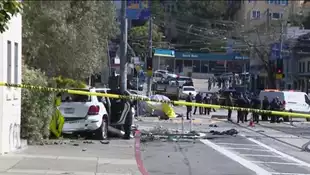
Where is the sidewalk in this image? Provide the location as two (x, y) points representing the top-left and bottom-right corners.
(0, 139), (141, 175)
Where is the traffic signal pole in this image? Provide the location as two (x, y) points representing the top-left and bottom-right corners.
(120, 0), (128, 93)
(146, 8), (153, 97)
(276, 21), (284, 90)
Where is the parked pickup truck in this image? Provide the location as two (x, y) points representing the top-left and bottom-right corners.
(153, 82), (180, 101)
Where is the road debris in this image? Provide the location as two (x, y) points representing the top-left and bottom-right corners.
(209, 129), (238, 136)
(209, 124), (218, 127)
(139, 126), (209, 143)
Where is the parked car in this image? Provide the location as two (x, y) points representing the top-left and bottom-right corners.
(60, 88), (109, 139)
(60, 88), (136, 139)
(179, 86), (197, 99)
(169, 76), (193, 87)
(153, 72), (165, 82)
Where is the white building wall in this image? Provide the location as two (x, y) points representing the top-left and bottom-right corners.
(0, 14), (22, 154)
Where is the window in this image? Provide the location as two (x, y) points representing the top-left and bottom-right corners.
(267, 0), (288, 5)
(61, 89), (91, 102)
(299, 62), (302, 73)
(14, 43), (19, 84)
(183, 87), (195, 91)
(308, 61), (310, 72)
(305, 95), (310, 105)
(252, 10), (261, 19)
(7, 41), (12, 83)
(272, 12), (281, 19)
(303, 62), (306, 73)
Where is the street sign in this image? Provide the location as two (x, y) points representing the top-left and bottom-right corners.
(132, 57), (140, 64)
(126, 0), (150, 20)
(276, 73), (283, 79)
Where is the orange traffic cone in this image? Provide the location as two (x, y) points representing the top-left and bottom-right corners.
(248, 118), (255, 127)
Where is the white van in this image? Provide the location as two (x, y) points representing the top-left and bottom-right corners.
(259, 90), (310, 121)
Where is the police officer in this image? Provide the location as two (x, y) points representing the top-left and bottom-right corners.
(208, 78), (212, 91)
(261, 96), (270, 121)
(203, 94), (211, 115)
(226, 93), (234, 121)
(193, 92), (203, 115)
(236, 94), (246, 123)
(251, 95), (261, 123)
(270, 97), (282, 123)
(243, 94), (251, 122)
(211, 93), (219, 112)
(186, 92), (193, 120)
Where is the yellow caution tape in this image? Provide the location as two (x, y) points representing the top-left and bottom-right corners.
(1, 82), (310, 118)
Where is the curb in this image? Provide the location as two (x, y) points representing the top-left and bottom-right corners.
(134, 130), (149, 175)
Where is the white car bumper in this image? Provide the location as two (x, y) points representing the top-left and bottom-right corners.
(62, 115), (102, 133)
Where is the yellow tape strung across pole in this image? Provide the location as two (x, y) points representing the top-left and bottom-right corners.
(1, 82), (310, 118)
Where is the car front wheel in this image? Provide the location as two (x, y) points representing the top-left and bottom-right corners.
(95, 115), (108, 140)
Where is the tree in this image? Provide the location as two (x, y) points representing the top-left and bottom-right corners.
(152, 1), (229, 51)
(128, 23), (165, 58)
(0, 0), (22, 33)
(303, 12), (310, 29)
(233, 22), (287, 88)
(22, 1), (118, 80)
(21, 63), (54, 143)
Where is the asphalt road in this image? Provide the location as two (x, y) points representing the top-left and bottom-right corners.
(141, 140), (255, 175)
(138, 105), (310, 175)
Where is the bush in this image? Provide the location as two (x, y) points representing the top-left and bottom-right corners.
(53, 76), (87, 89)
(21, 64), (54, 144)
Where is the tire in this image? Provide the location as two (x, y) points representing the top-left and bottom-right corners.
(95, 115), (108, 140)
(307, 118), (310, 122)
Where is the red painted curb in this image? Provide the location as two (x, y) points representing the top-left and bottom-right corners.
(134, 130), (149, 175)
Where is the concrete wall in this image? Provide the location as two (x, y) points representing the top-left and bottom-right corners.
(0, 14), (22, 154)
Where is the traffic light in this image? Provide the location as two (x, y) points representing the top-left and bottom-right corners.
(276, 59), (283, 74)
(146, 57), (152, 70)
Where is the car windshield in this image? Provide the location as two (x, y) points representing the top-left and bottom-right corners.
(61, 89), (90, 102)
(183, 87), (195, 91)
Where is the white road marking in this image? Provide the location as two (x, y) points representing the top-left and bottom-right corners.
(246, 137), (310, 168)
(240, 154), (282, 158)
(271, 173), (310, 175)
(225, 147), (272, 151)
(216, 143), (260, 147)
(200, 139), (272, 175)
(251, 161), (301, 166)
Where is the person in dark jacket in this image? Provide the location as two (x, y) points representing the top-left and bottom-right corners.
(203, 94), (211, 115)
(270, 97), (282, 123)
(251, 96), (261, 123)
(236, 94), (246, 123)
(211, 93), (219, 112)
(186, 93), (193, 120)
(226, 93), (234, 121)
(243, 94), (251, 122)
(261, 96), (270, 121)
(193, 93), (203, 115)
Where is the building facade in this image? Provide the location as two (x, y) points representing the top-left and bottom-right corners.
(0, 14), (22, 154)
(153, 49), (249, 78)
(233, 0), (303, 30)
